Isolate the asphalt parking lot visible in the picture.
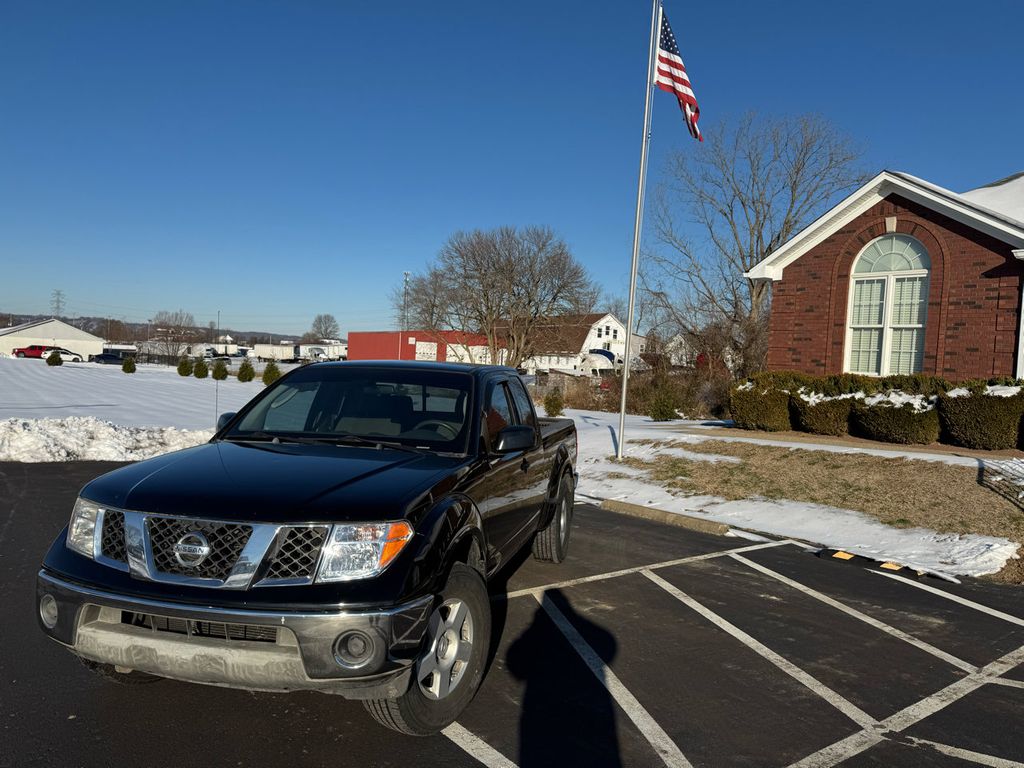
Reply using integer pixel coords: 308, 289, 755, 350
3, 462, 1024, 767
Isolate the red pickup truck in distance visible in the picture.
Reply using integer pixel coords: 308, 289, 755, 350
13, 344, 56, 358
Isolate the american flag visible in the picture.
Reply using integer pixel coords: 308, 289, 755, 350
654, 9, 702, 141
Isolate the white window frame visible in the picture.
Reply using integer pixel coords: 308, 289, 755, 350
844, 240, 929, 377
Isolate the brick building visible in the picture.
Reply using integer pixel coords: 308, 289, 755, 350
746, 171, 1024, 381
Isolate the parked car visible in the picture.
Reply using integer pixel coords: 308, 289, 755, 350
49, 348, 84, 363
13, 344, 56, 358
36, 362, 578, 735
89, 353, 124, 365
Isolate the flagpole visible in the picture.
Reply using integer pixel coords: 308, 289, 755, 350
616, 0, 661, 460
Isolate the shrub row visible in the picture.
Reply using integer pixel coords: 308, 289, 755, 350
731, 371, 1024, 449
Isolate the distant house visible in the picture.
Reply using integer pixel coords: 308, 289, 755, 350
746, 171, 1024, 380
0, 318, 105, 359
522, 313, 646, 375
347, 330, 495, 363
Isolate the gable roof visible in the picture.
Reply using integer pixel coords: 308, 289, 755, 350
522, 313, 610, 355
745, 170, 1024, 281
0, 317, 102, 340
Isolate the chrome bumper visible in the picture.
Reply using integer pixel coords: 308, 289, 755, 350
37, 570, 433, 699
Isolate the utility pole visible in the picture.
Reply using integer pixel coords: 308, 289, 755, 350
50, 289, 65, 318
402, 271, 411, 331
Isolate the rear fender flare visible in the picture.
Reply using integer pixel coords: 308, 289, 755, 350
539, 446, 574, 529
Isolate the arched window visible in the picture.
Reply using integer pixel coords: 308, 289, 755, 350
846, 234, 930, 376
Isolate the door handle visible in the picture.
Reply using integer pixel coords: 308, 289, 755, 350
520, 458, 530, 472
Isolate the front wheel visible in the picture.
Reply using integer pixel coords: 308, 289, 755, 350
364, 563, 490, 736
15, 352, 25, 358
532, 473, 574, 563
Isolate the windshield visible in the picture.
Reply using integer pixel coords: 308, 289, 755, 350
225, 366, 474, 452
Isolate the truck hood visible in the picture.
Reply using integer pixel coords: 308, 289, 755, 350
80, 440, 470, 523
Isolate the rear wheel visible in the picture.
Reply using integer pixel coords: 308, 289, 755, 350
532, 473, 574, 563
363, 563, 490, 735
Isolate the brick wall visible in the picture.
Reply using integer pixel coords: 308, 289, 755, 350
766, 195, 1023, 381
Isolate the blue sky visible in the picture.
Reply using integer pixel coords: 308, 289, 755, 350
1, 0, 1021, 336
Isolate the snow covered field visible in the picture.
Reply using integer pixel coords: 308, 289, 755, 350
0, 356, 1017, 577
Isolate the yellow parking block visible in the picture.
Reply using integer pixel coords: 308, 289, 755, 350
880, 562, 903, 571
831, 551, 855, 560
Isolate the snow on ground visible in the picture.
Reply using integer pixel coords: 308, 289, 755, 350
0, 357, 263, 429
0, 417, 212, 462
567, 408, 1019, 579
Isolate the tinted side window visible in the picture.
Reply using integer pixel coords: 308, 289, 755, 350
485, 383, 514, 452
507, 378, 536, 429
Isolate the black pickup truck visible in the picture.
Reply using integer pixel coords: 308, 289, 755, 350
36, 362, 577, 735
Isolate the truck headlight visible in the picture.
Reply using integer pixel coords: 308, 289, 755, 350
316, 522, 414, 582
67, 497, 101, 558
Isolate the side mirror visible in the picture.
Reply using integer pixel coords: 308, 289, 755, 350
216, 412, 237, 431
494, 425, 535, 453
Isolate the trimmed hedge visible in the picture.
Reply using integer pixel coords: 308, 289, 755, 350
121, 357, 136, 374
748, 370, 953, 398
237, 359, 255, 383
543, 390, 564, 418
851, 403, 940, 445
939, 393, 1024, 450
730, 388, 792, 431
789, 397, 852, 436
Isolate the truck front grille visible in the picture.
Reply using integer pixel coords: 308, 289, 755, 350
263, 526, 329, 581
148, 517, 253, 581
100, 510, 127, 563
122, 611, 279, 643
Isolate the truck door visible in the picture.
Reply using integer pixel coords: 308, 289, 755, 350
472, 379, 537, 569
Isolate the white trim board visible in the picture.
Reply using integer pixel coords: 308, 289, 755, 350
745, 171, 1024, 282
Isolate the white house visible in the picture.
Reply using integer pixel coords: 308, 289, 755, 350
0, 318, 105, 359
522, 313, 646, 375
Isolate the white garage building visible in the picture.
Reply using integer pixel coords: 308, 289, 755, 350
0, 318, 105, 360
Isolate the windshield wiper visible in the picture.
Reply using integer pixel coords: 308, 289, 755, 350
329, 433, 429, 454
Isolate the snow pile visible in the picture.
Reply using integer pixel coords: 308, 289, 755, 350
569, 408, 1019, 578
795, 390, 861, 406
983, 457, 1024, 500
862, 391, 936, 412
946, 385, 1022, 399
0, 417, 211, 462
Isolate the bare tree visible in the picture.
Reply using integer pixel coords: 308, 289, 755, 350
402, 226, 598, 368
151, 309, 198, 358
310, 313, 340, 340
646, 113, 865, 375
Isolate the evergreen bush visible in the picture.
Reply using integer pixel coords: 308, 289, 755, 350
647, 388, 680, 421
237, 358, 255, 383
177, 357, 194, 376
543, 389, 564, 418
46, 350, 63, 366
262, 360, 282, 386
193, 358, 209, 379
851, 403, 940, 445
211, 359, 228, 381
938, 392, 1024, 450
121, 356, 136, 374
788, 397, 853, 436
730, 387, 792, 431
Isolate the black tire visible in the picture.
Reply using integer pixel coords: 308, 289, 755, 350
363, 563, 490, 736
532, 473, 574, 563
15, 353, 24, 358
78, 657, 163, 685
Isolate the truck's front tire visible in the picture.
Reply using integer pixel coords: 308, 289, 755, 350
363, 563, 490, 736
532, 473, 574, 563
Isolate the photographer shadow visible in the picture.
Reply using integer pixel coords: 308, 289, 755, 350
505, 589, 622, 767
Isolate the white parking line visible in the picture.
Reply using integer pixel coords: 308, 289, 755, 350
730, 554, 978, 673
442, 723, 518, 768
870, 571, 1024, 627
788, 644, 1024, 768
640, 569, 878, 730
501, 540, 795, 600
536, 591, 694, 768
905, 737, 1024, 768
989, 677, 1024, 690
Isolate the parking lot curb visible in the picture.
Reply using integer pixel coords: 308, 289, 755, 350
598, 499, 731, 536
